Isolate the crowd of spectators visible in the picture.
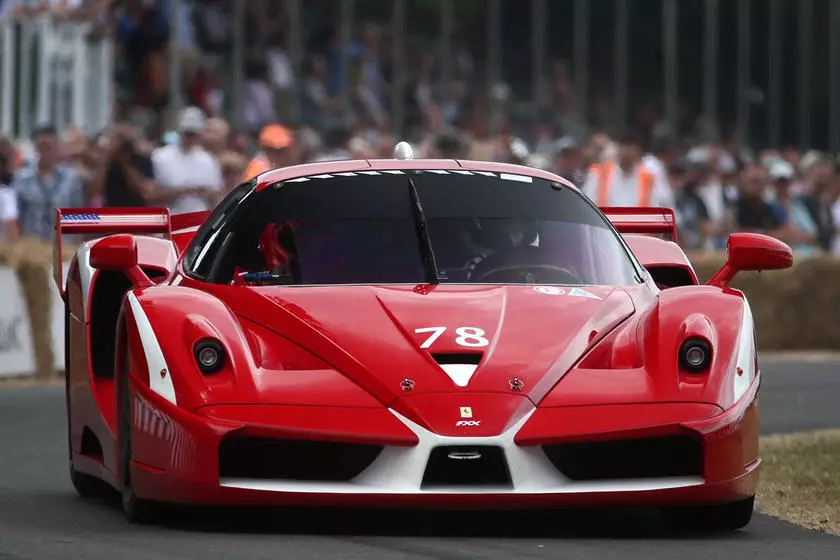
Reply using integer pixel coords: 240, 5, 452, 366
3, 110, 839, 258
1, 0, 839, 258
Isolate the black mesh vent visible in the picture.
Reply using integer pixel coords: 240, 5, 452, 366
219, 436, 382, 481
431, 353, 482, 365
543, 435, 704, 481
422, 446, 512, 488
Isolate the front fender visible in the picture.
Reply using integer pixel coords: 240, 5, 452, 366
650, 286, 753, 409
542, 286, 755, 411
124, 286, 256, 412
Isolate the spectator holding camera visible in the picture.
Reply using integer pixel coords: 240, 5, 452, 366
90, 123, 156, 208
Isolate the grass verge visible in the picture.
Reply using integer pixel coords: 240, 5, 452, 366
758, 429, 840, 535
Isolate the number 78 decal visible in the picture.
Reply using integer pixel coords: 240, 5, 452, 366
414, 326, 490, 348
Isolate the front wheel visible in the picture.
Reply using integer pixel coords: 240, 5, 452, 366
668, 496, 755, 531
70, 466, 110, 498
66, 306, 109, 499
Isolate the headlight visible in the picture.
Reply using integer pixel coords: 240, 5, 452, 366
194, 339, 225, 374
679, 337, 712, 373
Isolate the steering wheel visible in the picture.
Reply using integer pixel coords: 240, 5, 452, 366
471, 263, 581, 284
468, 245, 583, 284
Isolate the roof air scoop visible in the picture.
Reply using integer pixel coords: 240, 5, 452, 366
393, 141, 414, 160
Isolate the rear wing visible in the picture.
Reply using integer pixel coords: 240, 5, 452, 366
600, 207, 678, 243
53, 207, 172, 297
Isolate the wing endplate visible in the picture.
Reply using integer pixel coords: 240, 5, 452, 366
53, 207, 171, 297
601, 206, 678, 242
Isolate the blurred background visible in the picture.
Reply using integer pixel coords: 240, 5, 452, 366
1, 0, 839, 255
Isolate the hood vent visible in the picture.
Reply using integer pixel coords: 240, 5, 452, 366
431, 353, 482, 387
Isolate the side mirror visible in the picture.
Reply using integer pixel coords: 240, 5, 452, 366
707, 232, 793, 288
89, 235, 153, 288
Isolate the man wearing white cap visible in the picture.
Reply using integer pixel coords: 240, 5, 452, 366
766, 159, 819, 253
151, 106, 223, 215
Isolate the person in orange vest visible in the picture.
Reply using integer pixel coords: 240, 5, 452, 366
582, 133, 675, 208
241, 124, 296, 181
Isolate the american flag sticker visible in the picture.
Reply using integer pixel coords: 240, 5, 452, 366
61, 213, 168, 227
63, 213, 101, 221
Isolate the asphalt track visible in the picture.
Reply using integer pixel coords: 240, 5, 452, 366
1, 357, 839, 559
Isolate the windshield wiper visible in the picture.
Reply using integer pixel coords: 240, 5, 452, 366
407, 176, 440, 284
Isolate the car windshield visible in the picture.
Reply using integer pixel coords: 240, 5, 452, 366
185, 170, 642, 286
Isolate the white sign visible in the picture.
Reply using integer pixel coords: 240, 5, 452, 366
50, 262, 71, 371
0, 267, 36, 377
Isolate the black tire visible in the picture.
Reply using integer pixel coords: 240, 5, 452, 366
119, 356, 158, 524
66, 305, 109, 499
669, 496, 755, 531
70, 465, 111, 498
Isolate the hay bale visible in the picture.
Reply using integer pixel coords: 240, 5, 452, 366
691, 252, 839, 350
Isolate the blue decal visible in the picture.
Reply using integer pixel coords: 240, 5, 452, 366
568, 287, 601, 300
63, 213, 100, 221
242, 272, 281, 283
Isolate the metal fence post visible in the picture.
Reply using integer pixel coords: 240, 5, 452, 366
613, 0, 628, 133
768, 0, 781, 148
287, 0, 303, 124
736, 0, 751, 148
54, 25, 67, 135
17, 19, 33, 139
440, 0, 454, 97
391, 0, 406, 137
70, 23, 89, 133
1, 19, 15, 135
573, 0, 589, 126
531, 0, 547, 118
97, 32, 115, 133
230, 0, 244, 130
831, 0, 840, 154
703, 0, 719, 141
35, 16, 52, 129
486, 0, 502, 136
663, 0, 678, 142
339, 0, 354, 116
167, 0, 184, 128
798, 0, 813, 151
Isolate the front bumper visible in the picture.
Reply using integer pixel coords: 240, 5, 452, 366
127, 377, 760, 508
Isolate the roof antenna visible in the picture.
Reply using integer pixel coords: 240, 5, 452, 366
393, 141, 414, 160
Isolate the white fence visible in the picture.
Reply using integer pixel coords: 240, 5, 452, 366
0, 15, 113, 141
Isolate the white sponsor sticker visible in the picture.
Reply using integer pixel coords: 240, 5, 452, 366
533, 286, 566, 295
500, 173, 534, 183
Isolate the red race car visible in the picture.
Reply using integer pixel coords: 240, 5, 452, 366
54, 147, 792, 529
